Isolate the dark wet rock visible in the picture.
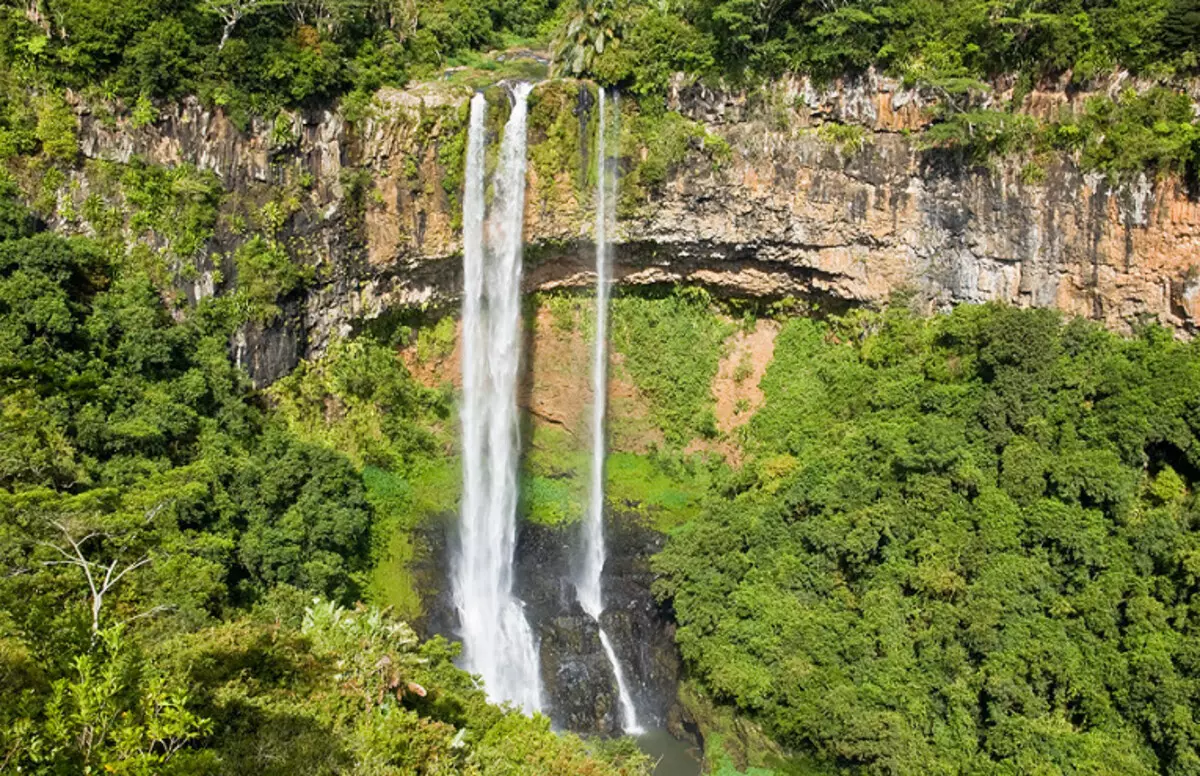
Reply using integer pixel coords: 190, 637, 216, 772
513, 511, 682, 735
230, 295, 305, 388
595, 513, 680, 727
539, 609, 620, 734
417, 509, 683, 736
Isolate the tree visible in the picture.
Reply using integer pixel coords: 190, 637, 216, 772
8, 626, 213, 774
551, 0, 628, 77
201, 0, 283, 51
39, 507, 168, 636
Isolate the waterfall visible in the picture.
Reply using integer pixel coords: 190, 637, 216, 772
577, 88, 643, 734
454, 84, 542, 713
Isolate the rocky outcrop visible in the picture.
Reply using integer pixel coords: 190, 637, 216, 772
415, 508, 681, 735
62, 77, 1200, 386
514, 512, 681, 735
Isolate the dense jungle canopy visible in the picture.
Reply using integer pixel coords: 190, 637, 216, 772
3, 1, 1200, 775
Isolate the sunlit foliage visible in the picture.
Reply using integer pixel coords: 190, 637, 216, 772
656, 303, 1200, 774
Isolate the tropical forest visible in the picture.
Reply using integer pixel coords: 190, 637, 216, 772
2, 1, 1200, 775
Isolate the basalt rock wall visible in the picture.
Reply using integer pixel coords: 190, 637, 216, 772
62, 75, 1200, 386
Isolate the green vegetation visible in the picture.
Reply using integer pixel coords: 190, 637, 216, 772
620, 105, 731, 207
269, 334, 454, 617
606, 452, 712, 532
655, 302, 1200, 775
0, 0, 563, 125
528, 79, 587, 204
554, 0, 1200, 93
519, 410, 712, 530
1, 0, 1195, 124
611, 286, 733, 445
816, 122, 870, 155
0, 180, 648, 774
921, 87, 1200, 180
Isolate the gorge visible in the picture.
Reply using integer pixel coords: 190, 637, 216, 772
5, 3, 1200, 771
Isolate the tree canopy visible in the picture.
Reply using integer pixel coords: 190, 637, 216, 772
0, 0, 1197, 120
654, 304, 1200, 775
0, 178, 647, 775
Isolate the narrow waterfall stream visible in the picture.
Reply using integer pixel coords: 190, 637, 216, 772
454, 83, 542, 712
577, 88, 643, 734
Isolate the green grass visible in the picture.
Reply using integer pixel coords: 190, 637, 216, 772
610, 287, 734, 446
363, 458, 460, 619
606, 452, 711, 532
520, 473, 584, 525
406, 456, 461, 519
432, 49, 549, 90
520, 424, 587, 526
517, 420, 713, 530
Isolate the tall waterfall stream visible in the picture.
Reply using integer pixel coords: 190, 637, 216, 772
452, 84, 677, 758
576, 88, 644, 735
453, 83, 542, 712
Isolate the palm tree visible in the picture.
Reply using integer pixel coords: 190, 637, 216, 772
551, 0, 625, 77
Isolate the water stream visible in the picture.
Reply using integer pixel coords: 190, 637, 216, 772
637, 729, 703, 776
576, 87, 643, 734
453, 83, 542, 712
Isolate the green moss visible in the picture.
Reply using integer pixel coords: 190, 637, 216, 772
519, 423, 587, 526
515, 418, 711, 530
406, 456, 461, 518
674, 681, 834, 776
528, 80, 587, 204
436, 102, 472, 227
619, 104, 731, 211
605, 452, 709, 532
363, 466, 422, 620
540, 290, 589, 333
610, 286, 733, 445
520, 473, 584, 525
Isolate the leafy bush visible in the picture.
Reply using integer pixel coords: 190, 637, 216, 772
920, 109, 1039, 165
1055, 87, 1200, 179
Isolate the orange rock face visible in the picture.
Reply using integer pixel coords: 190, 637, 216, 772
63, 79, 1200, 382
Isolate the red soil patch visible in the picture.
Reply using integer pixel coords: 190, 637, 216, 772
685, 319, 780, 466
398, 303, 662, 453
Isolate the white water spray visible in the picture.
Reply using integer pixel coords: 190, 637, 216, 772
454, 84, 542, 712
577, 88, 643, 734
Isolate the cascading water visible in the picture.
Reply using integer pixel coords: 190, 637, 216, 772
576, 88, 643, 734
454, 84, 542, 713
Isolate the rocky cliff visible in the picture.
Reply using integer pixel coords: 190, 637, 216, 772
59, 74, 1200, 387
48, 75, 1200, 740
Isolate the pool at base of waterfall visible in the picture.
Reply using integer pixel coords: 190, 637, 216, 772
637, 729, 702, 776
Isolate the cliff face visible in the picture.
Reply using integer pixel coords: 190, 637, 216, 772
64, 76, 1200, 385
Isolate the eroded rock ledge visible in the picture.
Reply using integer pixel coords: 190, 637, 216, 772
64, 77, 1200, 386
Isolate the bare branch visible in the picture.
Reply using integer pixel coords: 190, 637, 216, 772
120, 605, 175, 628
39, 519, 157, 636
202, 0, 284, 51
